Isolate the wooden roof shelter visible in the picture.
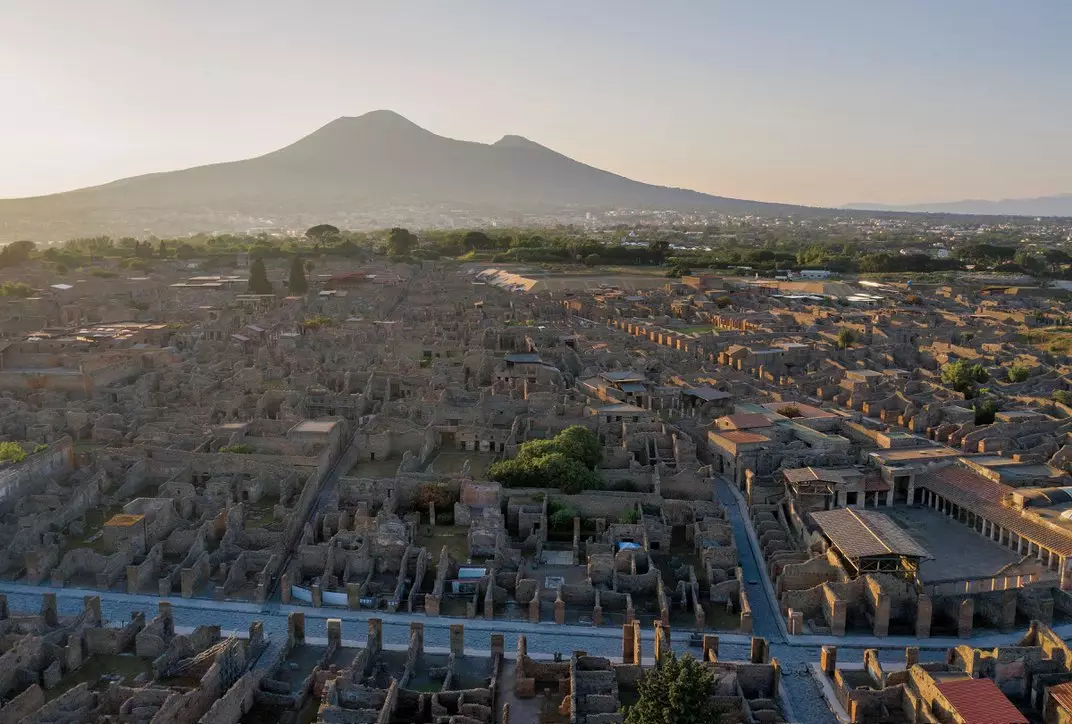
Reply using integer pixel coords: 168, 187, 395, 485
811, 508, 931, 580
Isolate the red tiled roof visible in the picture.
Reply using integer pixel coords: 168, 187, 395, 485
1049, 681, 1072, 714
936, 678, 1026, 724
917, 465, 1072, 557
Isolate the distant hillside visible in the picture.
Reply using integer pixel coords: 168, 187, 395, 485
845, 194, 1072, 218
0, 110, 819, 241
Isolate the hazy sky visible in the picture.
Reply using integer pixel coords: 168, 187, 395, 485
1, 1, 1069, 206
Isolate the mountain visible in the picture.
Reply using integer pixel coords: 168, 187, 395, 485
0, 110, 817, 241
845, 194, 1072, 218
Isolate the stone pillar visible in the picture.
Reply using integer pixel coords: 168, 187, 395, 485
83, 596, 102, 626
904, 646, 919, 668
820, 645, 837, 676
490, 633, 504, 659
281, 573, 292, 604
654, 622, 671, 663
450, 624, 465, 657
327, 618, 342, 648
915, 594, 932, 639
368, 618, 383, 654
289, 612, 305, 645
554, 592, 565, 624
249, 621, 264, 651
311, 584, 323, 608
410, 621, 424, 656
42, 593, 58, 627
958, 599, 974, 639
703, 635, 719, 662
787, 609, 803, 635
0, 594, 8, 620
529, 585, 540, 622
502, 703, 511, 724
625, 594, 635, 624
873, 593, 890, 638
180, 568, 197, 598
750, 637, 768, 664
347, 583, 362, 610
622, 623, 635, 664
159, 601, 175, 636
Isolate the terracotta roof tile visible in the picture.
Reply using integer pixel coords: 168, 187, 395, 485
936, 678, 1027, 724
917, 466, 1072, 557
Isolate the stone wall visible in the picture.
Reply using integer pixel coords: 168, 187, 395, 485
0, 436, 73, 514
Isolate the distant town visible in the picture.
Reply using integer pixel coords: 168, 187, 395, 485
3, 215, 1072, 723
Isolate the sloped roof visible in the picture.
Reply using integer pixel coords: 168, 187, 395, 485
811, 508, 930, 561
936, 678, 1026, 724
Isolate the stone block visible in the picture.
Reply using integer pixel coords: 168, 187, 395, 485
289, 612, 305, 645
327, 618, 342, 647
450, 624, 465, 657
820, 645, 837, 676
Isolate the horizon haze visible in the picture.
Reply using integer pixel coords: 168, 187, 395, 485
2, 1, 1071, 208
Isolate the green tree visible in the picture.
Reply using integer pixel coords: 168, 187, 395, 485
624, 651, 717, 724
554, 425, 602, 470
386, 227, 418, 257
941, 360, 989, 395
488, 426, 602, 494
247, 258, 273, 294
288, 255, 309, 294
835, 328, 856, 349
306, 224, 340, 244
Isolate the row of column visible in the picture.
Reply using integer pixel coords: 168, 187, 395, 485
917, 486, 1069, 588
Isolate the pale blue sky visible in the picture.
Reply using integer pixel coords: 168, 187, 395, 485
1, 1, 1068, 205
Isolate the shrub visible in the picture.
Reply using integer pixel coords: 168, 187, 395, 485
0, 442, 27, 464
974, 399, 998, 425
622, 508, 641, 524
1054, 390, 1072, 406
549, 503, 579, 532
220, 444, 253, 454
89, 268, 118, 278
714, 296, 732, 308
303, 315, 334, 329
0, 281, 33, 298
1007, 365, 1030, 383
776, 405, 802, 418
835, 328, 856, 349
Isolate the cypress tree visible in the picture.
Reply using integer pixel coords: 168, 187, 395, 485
247, 258, 272, 294
288, 255, 308, 294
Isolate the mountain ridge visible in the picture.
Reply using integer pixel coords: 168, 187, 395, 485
845, 193, 1072, 217
0, 110, 815, 241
